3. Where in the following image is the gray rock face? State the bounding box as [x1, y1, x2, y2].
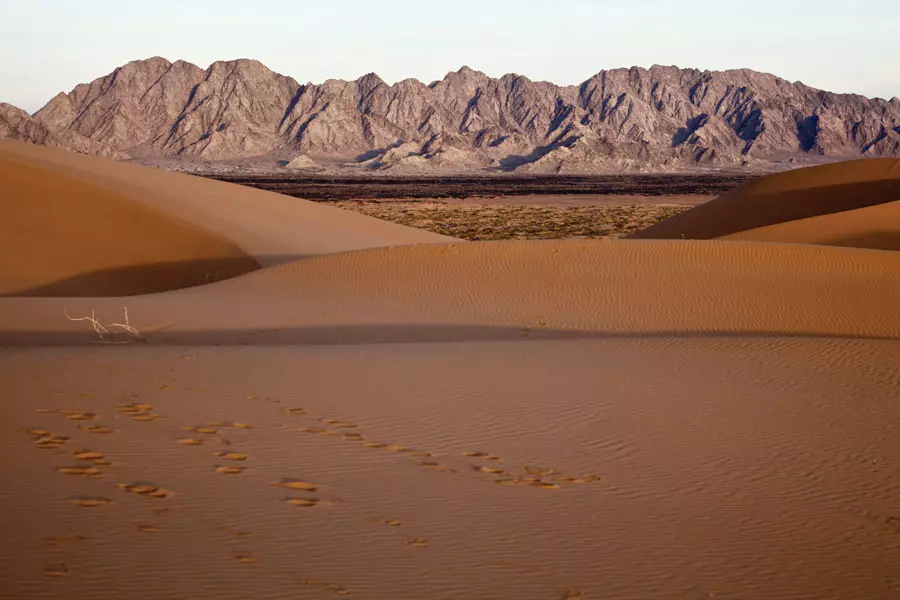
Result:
[4, 58, 899, 171]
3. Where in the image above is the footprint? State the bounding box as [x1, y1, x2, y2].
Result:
[119, 484, 170, 498]
[57, 466, 101, 477]
[45, 562, 71, 577]
[298, 428, 326, 434]
[25, 427, 51, 436]
[561, 591, 584, 599]
[321, 419, 359, 429]
[272, 480, 317, 492]
[472, 466, 506, 475]
[178, 438, 204, 446]
[216, 466, 245, 475]
[132, 414, 164, 422]
[71, 451, 104, 461]
[572, 475, 601, 484]
[463, 451, 503, 462]
[524, 466, 555, 476]
[66, 412, 99, 421]
[81, 425, 116, 434]
[182, 427, 218, 435]
[405, 537, 428, 548]
[44, 535, 88, 546]
[318, 430, 342, 437]
[137, 524, 159, 533]
[117, 403, 153, 413]
[215, 452, 248, 461]
[287, 498, 320, 507]
[409, 451, 432, 458]
[287, 408, 307, 415]
[235, 552, 256, 564]
[420, 462, 458, 474]
[232, 423, 251, 429]
[364, 443, 387, 449]
[34, 436, 69, 449]
[73, 498, 111, 508]
[343, 433, 364, 442]
[388, 445, 410, 453]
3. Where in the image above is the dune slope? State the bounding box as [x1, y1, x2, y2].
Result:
[722, 198, 900, 250]
[632, 157, 900, 239]
[0, 153, 259, 297]
[0, 140, 458, 269]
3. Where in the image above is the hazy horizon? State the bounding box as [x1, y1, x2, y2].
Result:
[2, 0, 898, 113]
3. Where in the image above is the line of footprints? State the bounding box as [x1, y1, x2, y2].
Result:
[23, 389, 600, 596]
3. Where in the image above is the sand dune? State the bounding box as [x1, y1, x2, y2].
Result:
[0, 151, 259, 297]
[1, 145, 899, 600]
[723, 198, 900, 250]
[632, 157, 900, 239]
[0, 141, 457, 268]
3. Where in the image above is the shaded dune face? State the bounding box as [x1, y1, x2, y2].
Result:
[0, 153, 260, 297]
[723, 199, 900, 250]
[631, 158, 900, 241]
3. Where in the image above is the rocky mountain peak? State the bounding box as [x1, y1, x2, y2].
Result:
[3, 58, 898, 172]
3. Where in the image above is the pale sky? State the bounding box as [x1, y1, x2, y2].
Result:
[1, 0, 898, 113]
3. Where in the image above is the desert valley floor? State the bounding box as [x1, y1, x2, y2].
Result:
[1, 140, 900, 600]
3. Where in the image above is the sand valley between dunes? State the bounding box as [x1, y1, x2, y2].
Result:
[1, 140, 900, 600]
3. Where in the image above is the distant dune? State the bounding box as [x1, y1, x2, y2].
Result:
[631, 157, 900, 240]
[1, 144, 899, 600]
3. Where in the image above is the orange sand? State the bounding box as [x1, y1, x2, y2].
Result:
[1, 142, 899, 600]
[632, 157, 900, 239]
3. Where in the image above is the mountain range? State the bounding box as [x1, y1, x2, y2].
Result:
[2, 57, 899, 173]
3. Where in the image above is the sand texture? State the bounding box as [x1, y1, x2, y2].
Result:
[1, 144, 899, 600]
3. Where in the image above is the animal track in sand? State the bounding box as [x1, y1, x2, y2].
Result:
[405, 537, 429, 548]
[472, 466, 506, 475]
[419, 461, 458, 474]
[34, 435, 69, 449]
[215, 452, 248, 461]
[320, 419, 359, 429]
[286, 498, 321, 507]
[235, 552, 256, 564]
[216, 466, 245, 475]
[65, 412, 99, 421]
[561, 591, 585, 599]
[132, 413, 165, 422]
[137, 524, 160, 533]
[178, 438, 203, 446]
[364, 443, 387, 449]
[73, 497, 111, 508]
[182, 426, 218, 434]
[287, 408, 307, 415]
[71, 451, 104, 461]
[343, 433, 365, 441]
[524, 466, 555, 476]
[298, 427, 326, 434]
[119, 484, 170, 498]
[57, 466, 102, 477]
[116, 403, 153, 413]
[25, 427, 50, 436]
[45, 562, 71, 577]
[81, 425, 116, 434]
[463, 451, 503, 462]
[272, 480, 318, 492]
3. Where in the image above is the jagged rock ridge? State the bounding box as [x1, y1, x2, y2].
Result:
[4, 58, 899, 172]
